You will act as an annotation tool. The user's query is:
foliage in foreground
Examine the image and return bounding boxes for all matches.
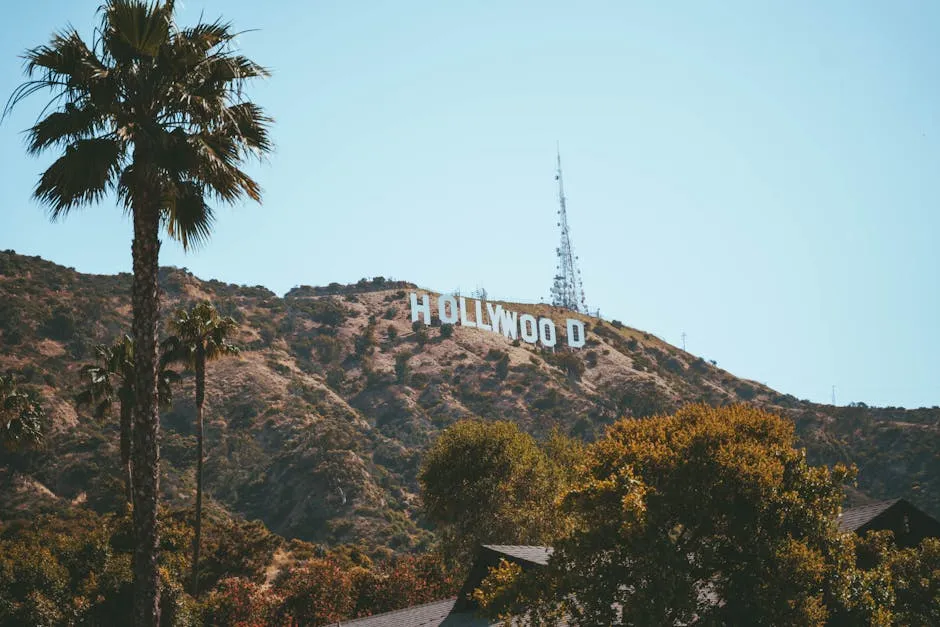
[0,509,456,626]
[8,0,275,619]
[474,405,940,626]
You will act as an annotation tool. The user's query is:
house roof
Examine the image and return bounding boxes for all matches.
[838,499,902,532]
[325,598,494,627]
[481,545,553,566]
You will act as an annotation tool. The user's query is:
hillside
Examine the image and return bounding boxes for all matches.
[1,250,938,553]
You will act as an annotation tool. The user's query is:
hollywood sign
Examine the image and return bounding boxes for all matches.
[409,292,586,349]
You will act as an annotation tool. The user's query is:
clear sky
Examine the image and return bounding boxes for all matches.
[1,1,938,409]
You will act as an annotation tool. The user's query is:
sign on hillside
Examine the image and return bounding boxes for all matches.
[409,293,585,349]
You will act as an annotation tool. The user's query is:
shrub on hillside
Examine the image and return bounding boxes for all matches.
[39,306,77,342]
[394,352,412,385]
[313,335,343,363]
[412,321,428,347]
[495,353,510,380]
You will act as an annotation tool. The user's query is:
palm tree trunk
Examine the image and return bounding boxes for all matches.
[191,350,205,598]
[131,201,162,627]
[120,402,133,506]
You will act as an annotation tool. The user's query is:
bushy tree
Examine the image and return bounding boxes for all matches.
[481,405,858,626]
[890,537,940,624]
[199,577,281,627]
[350,553,457,618]
[272,558,354,626]
[419,420,573,564]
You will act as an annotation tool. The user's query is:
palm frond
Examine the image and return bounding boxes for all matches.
[23,29,107,88]
[34,138,123,218]
[27,102,108,155]
[163,301,240,368]
[177,19,235,55]
[4,29,108,121]
[161,333,195,369]
[75,336,139,422]
[224,102,273,155]
[162,180,214,250]
[105,0,172,58]
[183,130,261,203]
[10,0,272,259]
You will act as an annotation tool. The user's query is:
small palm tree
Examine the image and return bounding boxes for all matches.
[76,335,179,505]
[7,2,271,621]
[0,375,44,452]
[162,302,239,597]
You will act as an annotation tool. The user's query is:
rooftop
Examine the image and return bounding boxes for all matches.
[325,598,493,627]
[838,499,902,532]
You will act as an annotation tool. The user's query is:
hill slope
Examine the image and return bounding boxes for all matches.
[1,250,937,552]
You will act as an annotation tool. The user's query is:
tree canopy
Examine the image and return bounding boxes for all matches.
[476,405,938,626]
[419,420,580,564]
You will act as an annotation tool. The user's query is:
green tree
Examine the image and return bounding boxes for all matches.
[889,537,940,624]
[162,302,240,598]
[8,2,272,621]
[0,375,44,452]
[76,335,178,505]
[483,405,856,626]
[419,420,570,564]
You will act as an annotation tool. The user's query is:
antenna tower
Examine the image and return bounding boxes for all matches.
[550,145,587,312]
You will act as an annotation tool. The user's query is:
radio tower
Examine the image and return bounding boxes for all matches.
[550,145,587,312]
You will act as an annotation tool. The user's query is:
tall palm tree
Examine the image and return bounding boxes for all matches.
[76,335,179,505]
[162,302,239,598]
[6,1,271,621]
[0,375,44,452]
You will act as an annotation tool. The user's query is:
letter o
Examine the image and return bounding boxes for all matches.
[519,314,538,344]
[438,295,458,324]
[538,318,557,348]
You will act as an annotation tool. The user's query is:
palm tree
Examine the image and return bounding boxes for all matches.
[76,335,179,505]
[6,2,271,621]
[162,302,239,598]
[0,375,44,452]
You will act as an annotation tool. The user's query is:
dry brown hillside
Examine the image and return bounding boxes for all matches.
[1,250,937,554]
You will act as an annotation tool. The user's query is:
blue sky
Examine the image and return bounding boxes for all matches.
[1,1,938,408]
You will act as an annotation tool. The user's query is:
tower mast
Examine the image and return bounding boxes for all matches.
[550,145,587,312]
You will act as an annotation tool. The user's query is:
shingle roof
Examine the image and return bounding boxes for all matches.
[325,598,495,627]
[481,545,553,566]
[838,499,901,532]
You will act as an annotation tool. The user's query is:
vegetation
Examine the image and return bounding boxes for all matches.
[0,509,455,627]
[419,420,578,564]
[0,376,44,452]
[76,336,179,504]
[1,250,939,622]
[8,0,273,620]
[475,405,940,625]
[163,303,240,597]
